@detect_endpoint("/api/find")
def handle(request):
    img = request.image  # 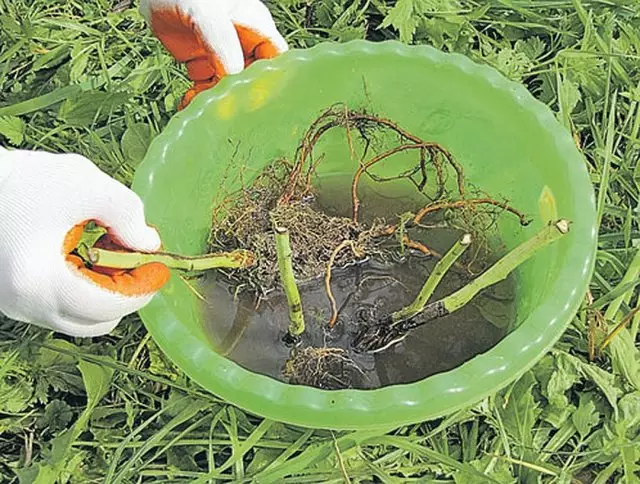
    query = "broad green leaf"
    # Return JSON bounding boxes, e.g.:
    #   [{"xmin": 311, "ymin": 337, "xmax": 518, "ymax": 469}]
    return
[
  {"xmin": 58, "ymin": 90, "xmax": 130, "ymax": 126},
  {"xmin": 557, "ymin": 351, "xmax": 621, "ymax": 414},
  {"xmin": 580, "ymin": 363, "xmax": 621, "ymax": 415},
  {"xmin": 78, "ymin": 359, "xmax": 113, "ymax": 411},
  {"xmin": 572, "ymin": 394, "xmax": 600, "ymax": 439},
  {"xmin": 16, "ymin": 465, "xmax": 55, "ymax": 484},
  {"xmin": 58, "ymin": 91, "xmax": 109, "ymax": 126},
  {"xmin": 0, "ymin": 115, "xmax": 25, "ymax": 145},
  {"xmin": 616, "ymin": 392, "xmax": 640, "ymax": 438},
  {"xmin": 32, "ymin": 45, "xmax": 70, "ymax": 71},
  {"xmin": 69, "ymin": 49, "xmax": 90, "ymax": 82},
  {"xmin": 498, "ymin": 372, "xmax": 540, "ymax": 446},
  {"xmin": 543, "ymin": 404, "xmax": 575, "ymax": 429},
  {"xmin": 121, "ymin": 122, "xmax": 152, "ymax": 166},
  {"xmin": 608, "ymin": 331, "xmax": 640, "ymax": 392},
  {"xmin": 47, "ymin": 360, "xmax": 112, "ymax": 463},
  {"xmin": 536, "ymin": 353, "xmax": 579, "ymax": 427}
]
